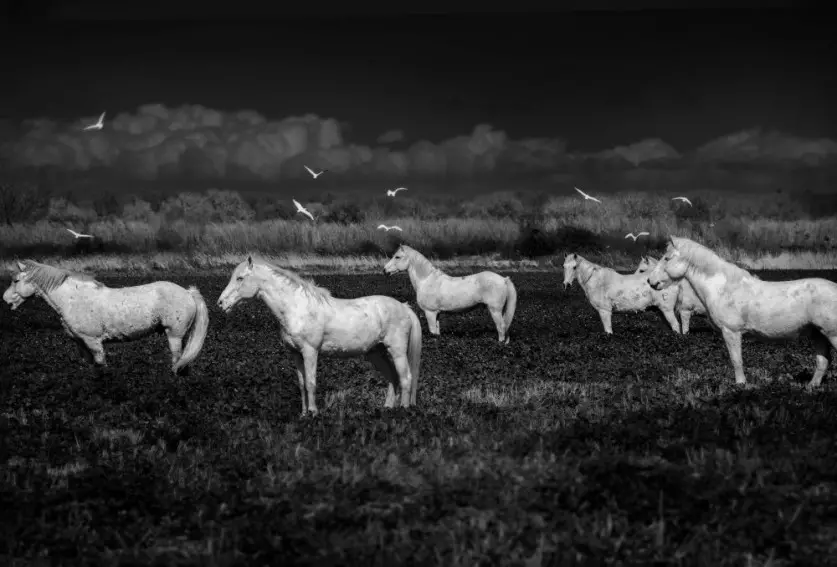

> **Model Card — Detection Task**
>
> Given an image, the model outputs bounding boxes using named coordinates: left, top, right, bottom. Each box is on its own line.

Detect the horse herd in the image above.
left=4, top=237, right=837, bottom=418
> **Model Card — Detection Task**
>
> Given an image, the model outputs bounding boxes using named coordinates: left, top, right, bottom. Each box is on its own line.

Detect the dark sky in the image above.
left=3, top=2, right=835, bottom=152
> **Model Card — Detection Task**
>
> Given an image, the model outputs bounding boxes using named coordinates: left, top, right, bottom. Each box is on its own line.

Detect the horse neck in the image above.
left=257, top=275, right=323, bottom=324
left=407, top=253, right=440, bottom=289
left=575, top=259, right=601, bottom=288
left=35, top=282, right=73, bottom=317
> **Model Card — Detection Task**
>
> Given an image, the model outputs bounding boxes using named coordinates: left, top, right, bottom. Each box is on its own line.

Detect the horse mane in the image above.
left=255, top=258, right=334, bottom=304
left=671, top=237, right=758, bottom=282
left=19, top=259, right=103, bottom=293
left=401, top=245, right=444, bottom=279
left=574, top=254, right=610, bottom=284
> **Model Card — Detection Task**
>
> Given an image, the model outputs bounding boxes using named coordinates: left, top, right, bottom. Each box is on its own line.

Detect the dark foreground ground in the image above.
left=2, top=270, right=837, bottom=566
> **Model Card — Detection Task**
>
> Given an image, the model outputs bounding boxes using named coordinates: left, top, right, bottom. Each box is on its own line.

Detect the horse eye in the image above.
left=236, top=276, right=244, bottom=281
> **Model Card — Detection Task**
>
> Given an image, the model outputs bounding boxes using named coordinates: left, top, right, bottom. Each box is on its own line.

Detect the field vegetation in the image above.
left=3, top=271, right=837, bottom=564
left=1, top=173, right=836, bottom=273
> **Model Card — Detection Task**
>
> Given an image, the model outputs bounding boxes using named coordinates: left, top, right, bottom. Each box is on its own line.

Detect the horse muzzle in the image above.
left=648, top=279, right=661, bottom=290
left=4, top=294, right=23, bottom=310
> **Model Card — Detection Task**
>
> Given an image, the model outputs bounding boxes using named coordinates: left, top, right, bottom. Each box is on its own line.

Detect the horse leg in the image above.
left=808, top=331, right=832, bottom=389
left=597, top=308, right=613, bottom=334
left=488, top=305, right=506, bottom=344
left=424, top=310, right=440, bottom=336
left=387, top=348, right=413, bottom=408
left=720, top=327, right=747, bottom=385
left=79, top=336, right=107, bottom=379
left=680, top=310, right=692, bottom=335
left=74, top=338, right=95, bottom=366
left=290, top=351, right=308, bottom=417
left=166, top=331, right=185, bottom=375
left=661, top=308, right=681, bottom=334
left=301, top=347, right=320, bottom=417
left=367, top=349, right=397, bottom=408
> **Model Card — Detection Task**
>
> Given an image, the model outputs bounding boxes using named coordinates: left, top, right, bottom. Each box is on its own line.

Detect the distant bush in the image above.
left=1, top=186, right=836, bottom=260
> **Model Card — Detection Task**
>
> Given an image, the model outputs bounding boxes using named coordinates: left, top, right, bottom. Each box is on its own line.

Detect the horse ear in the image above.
left=247, top=255, right=253, bottom=268
left=16, top=260, right=26, bottom=271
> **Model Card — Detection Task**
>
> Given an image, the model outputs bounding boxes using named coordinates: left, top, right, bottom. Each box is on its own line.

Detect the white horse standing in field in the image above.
left=3, top=260, right=209, bottom=375
left=647, top=236, right=837, bottom=387
left=383, top=244, right=517, bottom=344
left=563, top=253, right=681, bottom=335
left=636, top=255, right=708, bottom=334
left=217, top=256, right=422, bottom=416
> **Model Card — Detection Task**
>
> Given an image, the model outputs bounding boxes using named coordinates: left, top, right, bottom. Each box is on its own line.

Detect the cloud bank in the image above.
left=2, top=104, right=836, bottom=182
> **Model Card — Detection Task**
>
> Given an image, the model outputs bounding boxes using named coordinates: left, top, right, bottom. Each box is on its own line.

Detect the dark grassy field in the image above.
left=2, top=270, right=837, bottom=565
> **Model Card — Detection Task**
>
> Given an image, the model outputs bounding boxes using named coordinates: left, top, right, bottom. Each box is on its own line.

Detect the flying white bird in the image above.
left=66, top=228, right=93, bottom=239
left=574, top=187, right=602, bottom=204
left=292, top=199, right=316, bottom=221
left=82, top=112, right=106, bottom=131
left=377, top=224, right=403, bottom=232
left=624, top=232, right=650, bottom=241
left=672, top=196, right=692, bottom=206
left=304, top=165, right=324, bottom=179
left=386, top=187, right=408, bottom=197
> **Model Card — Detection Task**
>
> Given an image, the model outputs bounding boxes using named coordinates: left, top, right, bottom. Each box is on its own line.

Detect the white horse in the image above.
left=217, top=256, right=422, bottom=416
left=648, top=236, right=837, bottom=387
left=636, top=255, right=707, bottom=334
left=563, top=253, right=681, bottom=335
left=383, top=244, right=517, bottom=344
left=3, top=260, right=208, bottom=375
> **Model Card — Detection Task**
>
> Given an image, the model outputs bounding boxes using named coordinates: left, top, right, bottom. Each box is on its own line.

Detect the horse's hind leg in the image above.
left=808, top=331, right=833, bottom=388
left=488, top=306, right=506, bottom=344
left=367, top=349, right=398, bottom=408
left=386, top=348, right=413, bottom=408
left=720, top=327, right=747, bottom=385
left=166, top=331, right=185, bottom=375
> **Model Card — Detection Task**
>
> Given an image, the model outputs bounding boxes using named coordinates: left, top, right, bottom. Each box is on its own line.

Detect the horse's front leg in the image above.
left=720, top=327, right=747, bottom=385
left=424, top=310, right=440, bottom=336
left=660, top=308, right=681, bottom=334
left=291, top=351, right=308, bottom=417
left=301, top=347, right=320, bottom=417
left=596, top=308, right=613, bottom=335
left=79, top=335, right=107, bottom=379
left=73, top=338, right=95, bottom=366
left=680, top=310, right=692, bottom=335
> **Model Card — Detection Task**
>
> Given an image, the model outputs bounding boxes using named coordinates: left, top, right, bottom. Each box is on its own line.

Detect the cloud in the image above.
left=377, top=129, right=405, bottom=144
left=4, top=104, right=836, bottom=183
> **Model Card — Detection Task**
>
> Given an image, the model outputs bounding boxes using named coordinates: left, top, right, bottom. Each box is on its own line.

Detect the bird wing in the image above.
left=304, top=166, right=314, bottom=175
left=377, top=224, right=388, bottom=230
left=392, top=226, right=403, bottom=231
left=66, top=229, right=77, bottom=236
left=638, top=232, right=649, bottom=236
left=292, top=199, right=303, bottom=210
left=304, top=210, right=315, bottom=220
left=624, top=233, right=633, bottom=239
left=684, top=198, right=692, bottom=205
left=591, top=196, right=602, bottom=203
left=98, top=112, right=106, bottom=123
left=395, top=187, right=407, bottom=193
left=574, top=187, right=587, bottom=197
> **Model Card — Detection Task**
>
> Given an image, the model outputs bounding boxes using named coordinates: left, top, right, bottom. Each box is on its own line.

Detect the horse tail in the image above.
left=174, top=286, right=209, bottom=373
left=406, top=304, right=422, bottom=406
left=503, top=277, right=518, bottom=340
